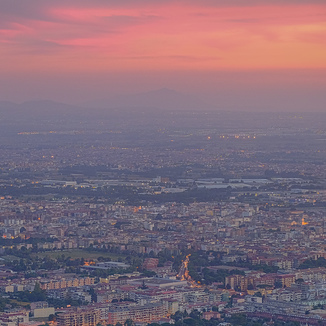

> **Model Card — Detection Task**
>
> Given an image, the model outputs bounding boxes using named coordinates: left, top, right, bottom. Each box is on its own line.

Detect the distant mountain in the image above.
left=0, top=101, right=18, bottom=113
left=83, top=88, right=210, bottom=110
left=0, top=100, right=88, bottom=120
left=19, top=100, right=84, bottom=117
left=0, top=89, right=211, bottom=122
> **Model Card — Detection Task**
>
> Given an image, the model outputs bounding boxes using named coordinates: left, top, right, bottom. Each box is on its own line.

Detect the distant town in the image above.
left=1, top=109, right=326, bottom=326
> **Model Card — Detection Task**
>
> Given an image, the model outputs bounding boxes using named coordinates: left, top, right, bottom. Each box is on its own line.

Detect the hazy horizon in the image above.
left=0, top=0, right=325, bottom=112
left=1, top=78, right=325, bottom=113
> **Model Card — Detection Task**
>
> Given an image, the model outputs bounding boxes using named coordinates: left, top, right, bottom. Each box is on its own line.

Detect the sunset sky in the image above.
left=1, top=0, right=325, bottom=111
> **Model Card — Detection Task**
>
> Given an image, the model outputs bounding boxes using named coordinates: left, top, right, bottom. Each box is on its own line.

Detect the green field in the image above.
left=31, top=249, right=126, bottom=262
left=0, top=255, right=21, bottom=262
left=9, top=299, right=31, bottom=307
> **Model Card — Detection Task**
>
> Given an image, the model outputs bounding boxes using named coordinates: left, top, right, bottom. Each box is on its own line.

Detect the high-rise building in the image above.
left=56, top=307, right=100, bottom=326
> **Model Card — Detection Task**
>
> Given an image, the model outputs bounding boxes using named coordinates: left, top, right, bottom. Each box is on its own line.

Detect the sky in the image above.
left=0, top=0, right=326, bottom=111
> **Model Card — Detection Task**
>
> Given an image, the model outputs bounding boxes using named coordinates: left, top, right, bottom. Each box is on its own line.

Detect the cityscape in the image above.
left=1, top=0, right=326, bottom=326
left=0, top=109, right=326, bottom=326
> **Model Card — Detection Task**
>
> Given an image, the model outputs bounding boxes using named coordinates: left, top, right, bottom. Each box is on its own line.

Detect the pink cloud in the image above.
left=0, top=1, right=325, bottom=72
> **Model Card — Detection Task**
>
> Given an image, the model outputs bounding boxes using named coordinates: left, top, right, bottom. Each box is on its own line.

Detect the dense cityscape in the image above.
left=0, top=108, right=326, bottom=326
left=1, top=0, right=325, bottom=324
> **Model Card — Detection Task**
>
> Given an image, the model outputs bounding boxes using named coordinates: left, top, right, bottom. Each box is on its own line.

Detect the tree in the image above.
left=155, top=214, right=163, bottom=220
left=124, top=319, right=134, bottom=326
left=228, top=314, right=247, bottom=326
left=189, top=309, right=201, bottom=320
left=171, top=311, right=184, bottom=322
left=141, top=270, right=156, bottom=277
